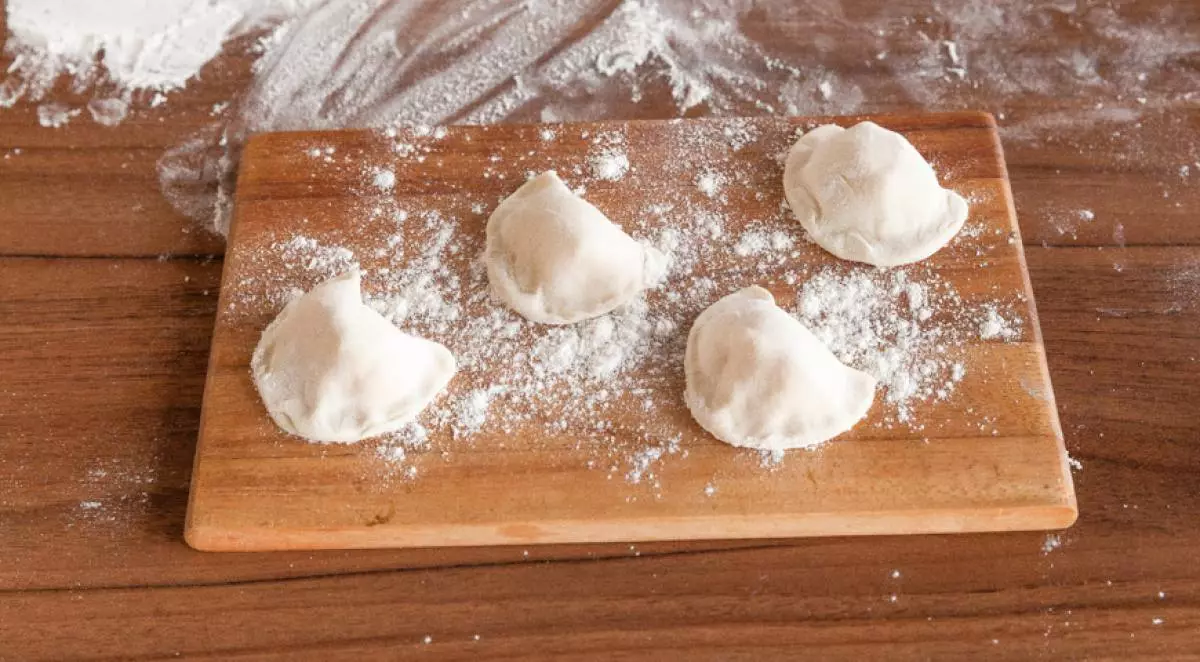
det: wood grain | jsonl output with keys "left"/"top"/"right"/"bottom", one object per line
{"left": 2, "top": 9, "right": 1199, "bottom": 258}
{"left": 183, "top": 113, "right": 1076, "bottom": 551}
{"left": 2, "top": 1, "right": 1199, "bottom": 657}
{"left": 1, "top": 249, "right": 1197, "bottom": 659}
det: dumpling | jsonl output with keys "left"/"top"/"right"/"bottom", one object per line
{"left": 782, "top": 121, "right": 968, "bottom": 267}
{"left": 485, "top": 171, "right": 666, "bottom": 324}
{"left": 251, "top": 270, "right": 456, "bottom": 443}
{"left": 684, "top": 286, "right": 876, "bottom": 450}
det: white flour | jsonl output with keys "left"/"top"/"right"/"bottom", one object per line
{"left": 68, "top": 457, "right": 160, "bottom": 532}
{"left": 978, "top": 304, "right": 1021, "bottom": 341}
{"left": 589, "top": 150, "right": 631, "bottom": 181}
{"left": 371, "top": 167, "right": 396, "bottom": 192}
{"left": 35, "top": 102, "right": 77, "bottom": 128}
{"left": 87, "top": 98, "right": 129, "bottom": 126}
{"left": 695, "top": 171, "right": 725, "bottom": 199}
{"left": 794, "top": 268, "right": 989, "bottom": 425}
{"left": 733, "top": 229, "right": 793, "bottom": 258}
{"left": 1, "top": 0, "right": 315, "bottom": 103}
{"left": 6, "top": 1, "right": 1193, "bottom": 239}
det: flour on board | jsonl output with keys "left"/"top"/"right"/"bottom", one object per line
{"left": 214, "top": 119, "right": 1024, "bottom": 487}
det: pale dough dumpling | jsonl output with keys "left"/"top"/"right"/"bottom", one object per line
{"left": 252, "top": 270, "right": 456, "bottom": 443}
{"left": 684, "top": 286, "right": 876, "bottom": 450}
{"left": 486, "top": 171, "right": 665, "bottom": 324}
{"left": 783, "top": 121, "right": 969, "bottom": 267}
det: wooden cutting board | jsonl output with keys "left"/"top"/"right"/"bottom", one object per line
{"left": 185, "top": 112, "right": 1077, "bottom": 551}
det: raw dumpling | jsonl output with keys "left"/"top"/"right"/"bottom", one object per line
{"left": 684, "top": 286, "right": 876, "bottom": 450}
{"left": 251, "top": 270, "right": 456, "bottom": 443}
{"left": 485, "top": 171, "right": 665, "bottom": 324}
{"left": 783, "top": 121, "right": 969, "bottom": 267}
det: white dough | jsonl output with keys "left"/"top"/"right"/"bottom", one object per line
{"left": 251, "top": 270, "right": 456, "bottom": 443}
{"left": 485, "top": 171, "right": 665, "bottom": 324}
{"left": 684, "top": 286, "right": 877, "bottom": 450}
{"left": 783, "top": 121, "right": 969, "bottom": 267}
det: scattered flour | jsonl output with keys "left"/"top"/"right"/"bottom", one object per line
{"left": 452, "top": 388, "right": 505, "bottom": 438}
{"left": 36, "top": 102, "right": 78, "bottom": 128}
{"left": 205, "top": 118, "right": 1027, "bottom": 484}
{"left": 795, "top": 268, "right": 974, "bottom": 424}
{"left": 1042, "top": 533, "right": 1063, "bottom": 554}
{"left": 371, "top": 167, "right": 396, "bottom": 192}
{"left": 734, "top": 229, "right": 793, "bottom": 257}
{"left": 86, "top": 98, "right": 129, "bottom": 126}
{"left": 758, "top": 448, "right": 786, "bottom": 468}
{"left": 979, "top": 304, "right": 1023, "bottom": 341}
{"left": 224, "top": 233, "right": 359, "bottom": 314}
{"left": 589, "top": 149, "right": 630, "bottom": 181}
{"left": 67, "top": 457, "right": 160, "bottom": 531}
{"left": 626, "top": 440, "right": 676, "bottom": 486}
{"left": 2, "top": 0, "right": 317, "bottom": 107}
{"left": 276, "top": 235, "right": 357, "bottom": 275}
{"left": 696, "top": 171, "right": 725, "bottom": 198}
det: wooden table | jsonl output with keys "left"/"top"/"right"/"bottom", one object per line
{"left": 1, "top": 4, "right": 1198, "bottom": 660}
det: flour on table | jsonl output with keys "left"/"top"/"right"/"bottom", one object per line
{"left": 4, "top": 0, "right": 1180, "bottom": 243}
{"left": 87, "top": 98, "right": 130, "bottom": 126}
{"left": 276, "top": 235, "right": 357, "bottom": 275}
{"left": 2, "top": 0, "right": 314, "bottom": 109}
{"left": 37, "top": 103, "right": 79, "bottom": 128}
{"left": 4, "top": 1, "right": 1195, "bottom": 246}
{"left": 1041, "top": 533, "right": 1063, "bottom": 554}
{"left": 66, "top": 458, "right": 160, "bottom": 532}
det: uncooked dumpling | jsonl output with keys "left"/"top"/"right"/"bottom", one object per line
{"left": 252, "top": 270, "right": 456, "bottom": 443}
{"left": 783, "top": 121, "right": 969, "bottom": 267}
{"left": 684, "top": 286, "right": 876, "bottom": 450}
{"left": 485, "top": 171, "right": 665, "bottom": 324}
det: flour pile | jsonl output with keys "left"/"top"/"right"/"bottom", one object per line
{"left": 1, "top": 0, "right": 316, "bottom": 110}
